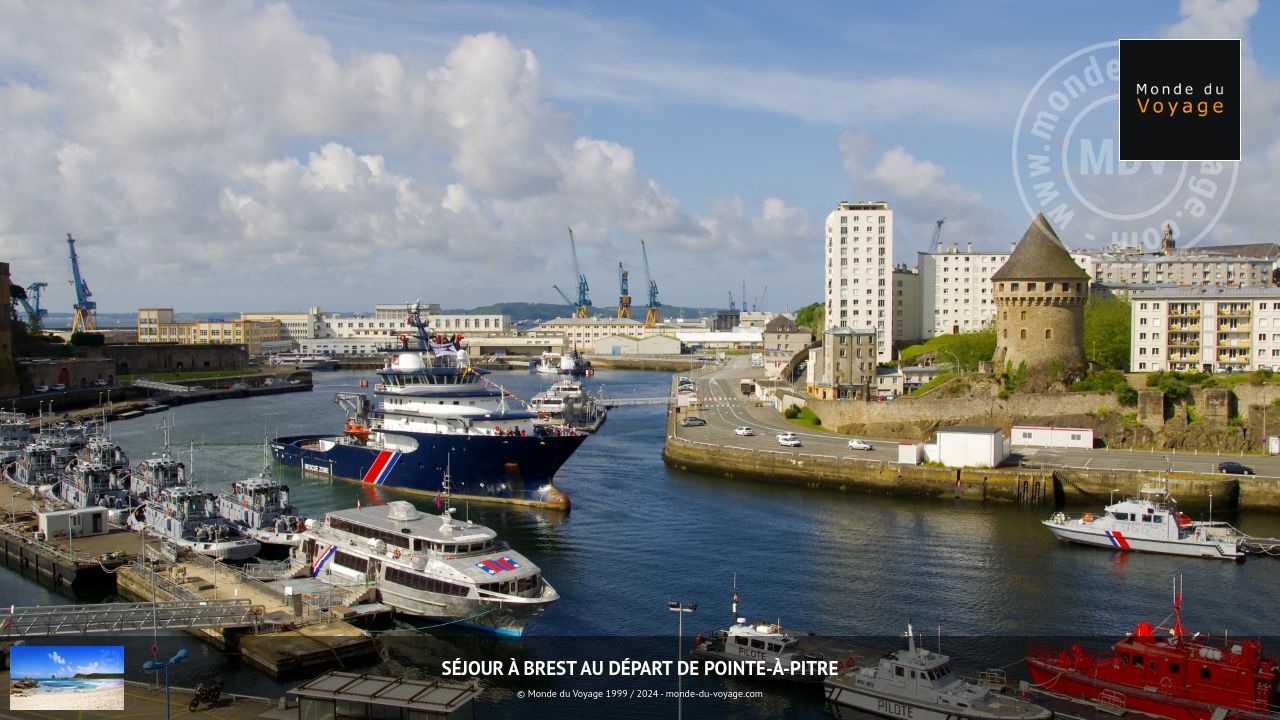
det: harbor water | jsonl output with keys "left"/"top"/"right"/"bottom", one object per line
{"left": 5, "top": 369, "right": 1280, "bottom": 719}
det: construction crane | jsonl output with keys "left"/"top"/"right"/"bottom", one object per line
{"left": 567, "top": 227, "right": 591, "bottom": 318}
{"left": 754, "top": 285, "right": 768, "bottom": 313}
{"left": 931, "top": 217, "right": 946, "bottom": 250}
{"left": 640, "top": 240, "right": 661, "bottom": 328}
{"left": 67, "top": 233, "right": 96, "bottom": 333}
{"left": 13, "top": 282, "right": 48, "bottom": 332}
{"left": 728, "top": 290, "right": 736, "bottom": 312}
{"left": 616, "top": 263, "right": 632, "bottom": 320}
{"left": 553, "top": 285, "right": 575, "bottom": 307}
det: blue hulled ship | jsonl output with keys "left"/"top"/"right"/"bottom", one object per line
{"left": 270, "top": 303, "right": 587, "bottom": 508}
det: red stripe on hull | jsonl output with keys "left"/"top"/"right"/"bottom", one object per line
{"left": 1112, "top": 530, "right": 1131, "bottom": 550}
{"left": 362, "top": 451, "right": 392, "bottom": 483}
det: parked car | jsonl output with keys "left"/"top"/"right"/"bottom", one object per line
{"left": 734, "top": 427, "right": 755, "bottom": 436}
{"left": 776, "top": 431, "right": 798, "bottom": 442}
{"left": 1217, "top": 461, "right": 1256, "bottom": 475}
{"left": 34, "top": 385, "right": 49, "bottom": 393}
{"left": 51, "top": 383, "right": 66, "bottom": 391}
{"left": 92, "top": 379, "right": 109, "bottom": 387}
{"left": 847, "top": 439, "right": 873, "bottom": 451}
{"left": 680, "top": 416, "right": 707, "bottom": 427}
{"left": 778, "top": 435, "right": 802, "bottom": 447}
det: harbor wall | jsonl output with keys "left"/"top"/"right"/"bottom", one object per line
{"left": 806, "top": 392, "right": 1118, "bottom": 440}
{"left": 662, "top": 412, "right": 1272, "bottom": 511}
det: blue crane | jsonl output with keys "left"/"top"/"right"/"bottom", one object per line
{"left": 67, "top": 233, "right": 97, "bottom": 333}
{"left": 640, "top": 240, "right": 661, "bottom": 328}
{"left": 616, "top": 263, "right": 632, "bottom": 320}
{"left": 553, "top": 285, "right": 575, "bottom": 307}
{"left": 13, "top": 282, "right": 48, "bottom": 331}
{"left": 567, "top": 228, "right": 591, "bottom": 318}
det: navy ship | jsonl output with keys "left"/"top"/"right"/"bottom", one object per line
{"left": 271, "top": 302, "right": 587, "bottom": 508}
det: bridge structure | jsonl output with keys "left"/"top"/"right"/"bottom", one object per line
{"left": 0, "top": 599, "right": 263, "bottom": 638}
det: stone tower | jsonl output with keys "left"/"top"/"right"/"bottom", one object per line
{"left": 991, "top": 214, "right": 1089, "bottom": 373}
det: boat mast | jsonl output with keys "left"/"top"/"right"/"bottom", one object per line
{"left": 1171, "top": 575, "right": 1186, "bottom": 639}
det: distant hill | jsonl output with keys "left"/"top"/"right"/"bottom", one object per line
{"left": 73, "top": 673, "right": 124, "bottom": 679}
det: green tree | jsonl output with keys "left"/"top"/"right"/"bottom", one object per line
{"left": 899, "top": 327, "right": 995, "bottom": 370}
{"left": 69, "top": 332, "right": 105, "bottom": 347}
{"left": 794, "top": 302, "right": 824, "bottom": 332}
{"left": 1083, "top": 295, "right": 1131, "bottom": 370}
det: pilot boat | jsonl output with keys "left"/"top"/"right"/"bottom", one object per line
{"left": 826, "top": 622, "right": 1051, "bottom": 720}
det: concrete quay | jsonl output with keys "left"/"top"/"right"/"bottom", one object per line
{"left": 663, "top": 358, "right": 1280, "bottom": 512}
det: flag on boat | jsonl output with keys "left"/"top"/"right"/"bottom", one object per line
{"left": 475, "top": 557, "right": 521, "bottom": 575}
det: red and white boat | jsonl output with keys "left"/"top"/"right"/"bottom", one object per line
{"left": 1026, "top": 580, "right": 1278, "bottom": 720}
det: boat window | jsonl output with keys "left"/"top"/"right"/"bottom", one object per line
{"left": 1149, "top": 661, "right": 1157, "bottom": 670}
{"left": 1132, "top": 655, "right": 1144, "bottom": 666}
{"left": 910, "top": 670, "right": 917, "bottom": 679}
{"left": 734, "top": 637, "right": 748, "bottom": 646}
{"left": 1112, "top": 512, "right": 1127, "bottom": 520}
{"left": 895, "top": 666, "right": 905, "bottom": 677}
{"left": 1200, "top": 666, "right": 1211, "bottom": 679}
{"left": 1142, "top": 515, "right": 1152, "bottom": 522}
{"left": 750, "top": 640, "right": 765, "bottom": 649}
{"left": 385, "top": 567, "right": 468, "bottom": 596}
{"left": 957, "top": 703, "right": 968, "bottom": 709}
{"left": 1169, "top": 663, "right": 1180, "bottom": 673}
{"left": 334, "top": 551, "right": 368, "bottom": 573}
{"left": 1153, "top": 515, "right": 1163, "bottom": 523}
{"left": 768, "top": 644, "right": 781, "bottom": 653}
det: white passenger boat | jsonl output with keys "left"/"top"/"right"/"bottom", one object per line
{"left": 825, "top": 622, "right": 1051, "bottom": 720}
{"left": 1043, "top": 484, "right": 1245, "bottom": 560}
{"left": 299, "top": 467, "right": 558, "bottom": 636}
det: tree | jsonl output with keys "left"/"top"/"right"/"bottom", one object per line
{"left": 1083, "top": 295, "right": 1131, "bottom": 370}
{"left": 69, "top": 332, "right": 105, "bottom": 347}
{"left": 1272, "top": 267, "right": 1280, "bottom": 287}
{"left": 794, "top": 302, "right": 824, "bottom": 332}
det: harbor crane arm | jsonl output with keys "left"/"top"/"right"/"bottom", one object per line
{"left": 568, "top": 227, "right": 591, "bottom": 318}
{"left": 67, "top": 233, "right": 97, "bottom": 332}
{"left": 553, "top": 285, "right": 574, "bottom": 307}
{"left": 641, "top": 240, "right": 661, "bottom": 328}
{"left": 12, "top": 282, "right": 48, "bottom": 331}
{"left": 931, "top": 217, "right": 946, "bottom": 249}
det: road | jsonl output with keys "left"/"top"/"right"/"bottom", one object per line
{"left": 671, "top": 357, "right": 1280, "bottom": 479}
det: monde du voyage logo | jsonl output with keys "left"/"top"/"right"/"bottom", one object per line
{"left": 1013, "top": 39, "right": 1240, "bottom": 251}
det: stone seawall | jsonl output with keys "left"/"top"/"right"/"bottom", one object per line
{"left": 806, "top": 392, "right": 1118, "bottom": 439}
{"left": 663, "top": 411, "right": 1274, "bottom": 511}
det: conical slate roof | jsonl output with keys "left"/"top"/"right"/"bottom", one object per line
{"left": 991, "top": 213, "right": 1089, "bottom": 281}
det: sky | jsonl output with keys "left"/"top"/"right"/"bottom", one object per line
{"left": 0, "top": 0, "right": 1277, "bottom": 315}
{"left": 10, "top": 645, "right": 124, "bottom": 678}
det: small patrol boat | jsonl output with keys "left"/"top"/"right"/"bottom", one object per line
{"left": 1043, "top": 484, "right": 1246, "bottom": 560}
{"left": 826, "top": 622, "right": 1051, "bottom": 720}
{"left": 211, "top": 466, "right": 304, "bottom": 557}
{"left": 692, "top": 581, "right": 848, "bottom": 684}
{"left": 128, "top": 486, "right": 260, "bottom": 562}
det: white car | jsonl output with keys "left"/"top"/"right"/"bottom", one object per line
{"left": 734, "top": 427, "right": 754, "bottom": 436}
{"left": 778, "top": 436, "right": 801, "bottom": 447}
{"left": 847, "top": 439, "right": 873, "bottom": 451}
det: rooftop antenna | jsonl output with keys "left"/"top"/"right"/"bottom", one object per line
{"left": 732, "top": 573, "right": 739, "bottom": 616}
{"left": 906, "top": 618, "right": 916, "bottom": 654}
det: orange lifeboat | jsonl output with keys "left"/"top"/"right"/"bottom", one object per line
{"left": 344, "top": 419, "right": 371, "bottom": 442}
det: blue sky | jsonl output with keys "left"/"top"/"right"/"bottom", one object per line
{"left": 10, "top": 645, "right": 123, "bottom": 678}
{"left": 0, "top": 1, "right": 1276, "bottom": 314}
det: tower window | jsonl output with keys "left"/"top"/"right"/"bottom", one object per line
{"left": 1045, "top": 329, "right": 1052, "bottom": 339}
{"left": 1020, "top": 329, "right": 1027, "bottom": 340}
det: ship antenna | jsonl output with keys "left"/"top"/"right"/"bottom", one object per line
{"left": 440, "top": 454, "right": 452, "bottom": 516}
{"left": 906, "top": 619, "right": 916, "bottom": 654}
{"left": 1171, "top": 575, "right": 1186, "bottom": 639}
{"left": 732, "top": 573, "right": 739, "bottom": 617}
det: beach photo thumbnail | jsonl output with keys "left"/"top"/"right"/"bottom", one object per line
{"left": 9, "top": 645, "right": 125, "bottom": 711}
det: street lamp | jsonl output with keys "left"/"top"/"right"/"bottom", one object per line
{"left": 941, "top": 350, "right": 964, "bottom": 375}
{"left": 668, "top": 601, "right": 697, "bottom": 720}
{"left": 143, "top": 648, "right": 188, "bottom": 720}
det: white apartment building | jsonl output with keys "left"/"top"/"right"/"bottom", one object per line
{"left": 1129, "top": 287, "right": 1280, "bottom": 373}
{"left": 1092, "top": 252, "right": 1275, "bottom": 288}
{"left": 918, "top": 243, "right": 1096, "bottom": 338}
{"left": 825, "top": 201, "right": 893, "bottom": 361}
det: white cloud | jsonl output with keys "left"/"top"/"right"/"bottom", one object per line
{"left": 0, "top": 1, "right": 807, "bottom": 311}
{"left": 838, "top": 132, "right": 1010, "bottom": 257}
{"left": 48, "top": 651, "right": 65, "bottom": 665}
